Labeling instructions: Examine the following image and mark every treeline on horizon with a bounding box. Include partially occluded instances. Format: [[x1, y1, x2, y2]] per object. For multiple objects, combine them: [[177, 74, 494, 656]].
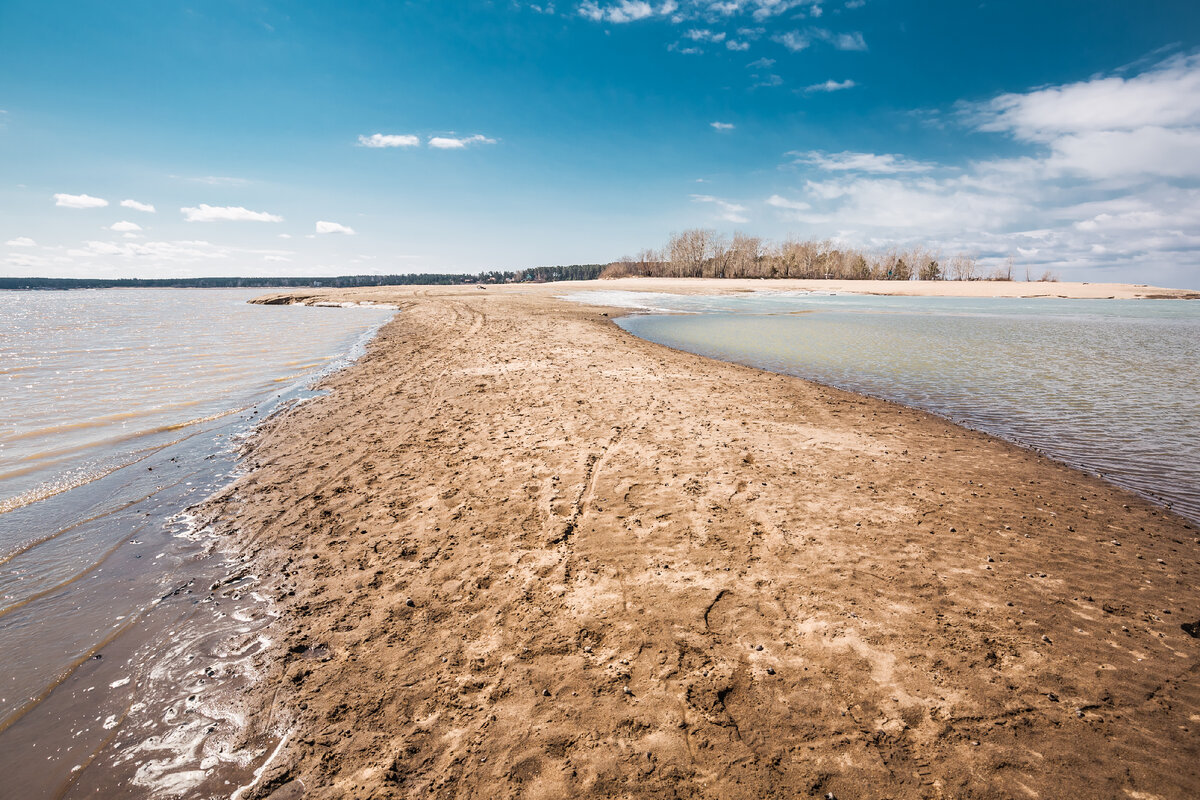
[[599, 230, 1058, 282], [0, 263, 605, 291]]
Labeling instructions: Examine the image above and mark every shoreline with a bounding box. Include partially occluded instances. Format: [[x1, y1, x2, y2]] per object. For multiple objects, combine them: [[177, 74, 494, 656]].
[[248, 276, 1200, 302], [211, 285, 1196, 798]]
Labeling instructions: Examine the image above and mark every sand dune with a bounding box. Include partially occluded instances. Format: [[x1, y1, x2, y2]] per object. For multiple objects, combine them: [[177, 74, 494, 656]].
[[210, 285, 1198, 799]]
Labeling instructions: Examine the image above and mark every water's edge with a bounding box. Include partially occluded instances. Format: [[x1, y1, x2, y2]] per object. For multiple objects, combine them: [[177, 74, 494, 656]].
[[0, 307, 394, 799]]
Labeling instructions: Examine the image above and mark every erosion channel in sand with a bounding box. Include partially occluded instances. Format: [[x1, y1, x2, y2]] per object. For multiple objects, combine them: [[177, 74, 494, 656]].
[[205, 281, 1196, 799]]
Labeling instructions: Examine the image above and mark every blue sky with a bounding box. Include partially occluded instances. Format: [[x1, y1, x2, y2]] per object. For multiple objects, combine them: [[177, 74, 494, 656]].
[[2, 1, 1200, 286]]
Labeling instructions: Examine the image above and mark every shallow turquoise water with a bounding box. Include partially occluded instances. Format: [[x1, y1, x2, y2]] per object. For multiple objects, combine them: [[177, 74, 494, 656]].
[[566, 290, 1200, 523]]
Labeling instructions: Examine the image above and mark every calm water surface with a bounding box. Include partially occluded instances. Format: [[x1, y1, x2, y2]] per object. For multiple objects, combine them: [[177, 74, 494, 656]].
[[567, 290, 1200, 524], [0, 289, 393, 797]]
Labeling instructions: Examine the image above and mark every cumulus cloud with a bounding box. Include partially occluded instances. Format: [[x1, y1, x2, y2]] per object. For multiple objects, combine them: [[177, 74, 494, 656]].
[[358, 133, 421, 148], [772, 31, 809, 52], [691, 193, 749, 223], [181, 204, 284, 223], [711, 121, 735, 131], [804, 78, 856, 93], [54, 193, 108, 209], [120, 199, 156, 213], [764, 54, 1200, 285], [315, 220, 356, 235], [578, 0, 658, 22], [428, 134, 497, 149], [110, 220, 143, 232], [794, 150, 935, 173], [5, 236, 36, 247], [972, 54, 1200, 143], [726, 40, 750, 51]]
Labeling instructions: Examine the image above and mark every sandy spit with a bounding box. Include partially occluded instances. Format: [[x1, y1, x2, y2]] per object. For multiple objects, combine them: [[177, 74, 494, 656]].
[[208, 284, 1198, 799]]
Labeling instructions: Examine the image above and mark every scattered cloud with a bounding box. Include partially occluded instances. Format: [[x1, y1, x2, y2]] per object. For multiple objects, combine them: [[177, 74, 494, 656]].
[[817, 28, 866, 50], [54, 193, 108, 209], [685, 28, 725, 42], [711, 121, 735, 131], [747, 57, 775, 68], [970, 53, 1200, 143], [5, 236, 36, 247], [120, 199, 156, 213], [793, 150, 936, 173], [772, 31, 810, 52], [691, 193, 749, 223], [773, 27, 866, 52], [358, 133, 421, 148], [766, 195, 811, 211], [726, 39, 751, 51], [181, 204, 284, 223], [752, 73, 784, 88], [578, 1, 661, 23], [804, 78, 856, 93], [110, 220, 143, 232], [315, 220, 356, 235], [428, 134, 497, 149], [763, 54, 1200, 285]]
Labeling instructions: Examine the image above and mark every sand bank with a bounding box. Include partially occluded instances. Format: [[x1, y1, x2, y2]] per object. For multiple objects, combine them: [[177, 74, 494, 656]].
[[212, 285, 1198, 799]]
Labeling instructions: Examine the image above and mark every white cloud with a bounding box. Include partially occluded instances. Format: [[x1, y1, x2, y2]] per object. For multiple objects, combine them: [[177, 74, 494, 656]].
[[110, 220, 143, 232], [120, 199, 156, 213], [315, 220, 356, 235], [70, 239, 230, 261], [726, 40, 750, 51], [748, 57, 775, 68], [578, 1, 657, 22], [54, 193, 108, 209], [711, 121, 735, 131], [824, 30, 866, 50], [181, 204, 284, 223], [973, 54, 1200, 143], [774, 27, 866, 52], [757, 55, 1200, 286], [691, 193, 749, 223], [794, 150, 936, 174], [428, 134, 497, 149], [685, 28, 725, 42], [772, 31, 809, 52], [358, 133, 421, 148], [5, 236, 36, 247], [1045, 126, 1200, 180], [279, 233, 293, 239], [766, 195, 811, 211], [804, 78, 856, 93]]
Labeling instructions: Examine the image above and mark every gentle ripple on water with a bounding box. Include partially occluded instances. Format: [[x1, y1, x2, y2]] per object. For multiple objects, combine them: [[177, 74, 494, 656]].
[[565, 290, 1200, 523], [0, 288, 394, 796]]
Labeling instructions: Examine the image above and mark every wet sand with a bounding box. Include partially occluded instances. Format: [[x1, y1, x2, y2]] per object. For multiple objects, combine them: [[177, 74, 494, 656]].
[[211, 283, 1198, 799]]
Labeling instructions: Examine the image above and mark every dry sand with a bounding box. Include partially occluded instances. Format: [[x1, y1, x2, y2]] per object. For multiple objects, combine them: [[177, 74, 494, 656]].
[[208, 282, 1198, 799]]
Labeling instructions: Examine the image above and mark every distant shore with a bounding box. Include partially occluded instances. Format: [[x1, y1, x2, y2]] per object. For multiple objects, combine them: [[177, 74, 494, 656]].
[[254, 276, 1200, 302], [3, 276, 1196, 299], [209, 284, 1198, 799]]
